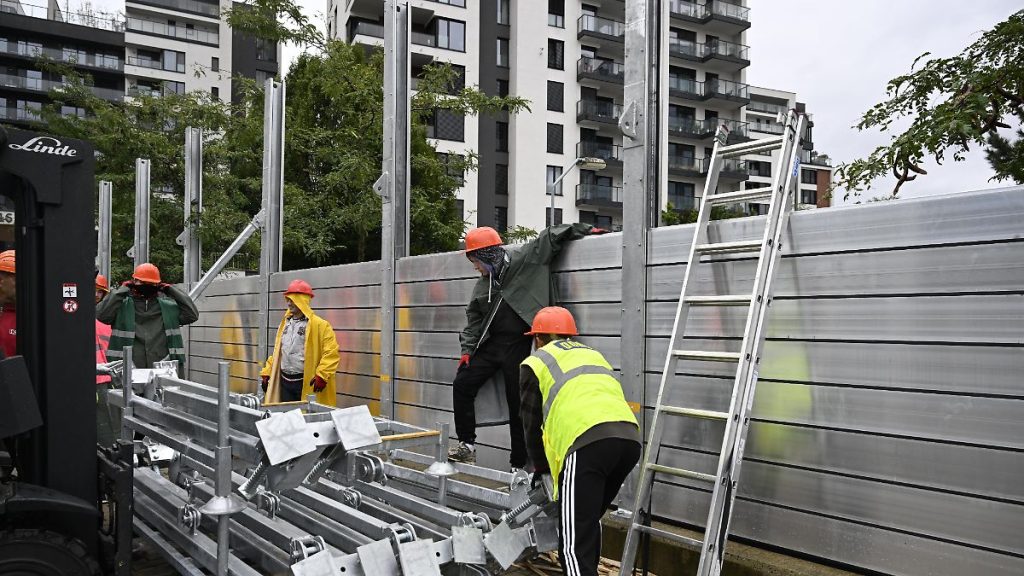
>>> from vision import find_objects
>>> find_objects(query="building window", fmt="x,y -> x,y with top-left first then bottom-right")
211,56 -> 219,72
546,208 -> 563,227
494,206 -> 508,232
438,152 -> 465,184
496,78 -> 509,98
447,64 -> 466,94
748,160 -> 771,178
496,121 -> 509,152
547,39 -> 564,70
438,0 -> 466,5
163,49 -> 185,73
437,18 -> 466,51
548,0 -> 565,27
211,86 -> 219,99
432,109 -> 465,142
667,181 -> 696,211
496,38 -> 509,67
547,81 -> 563,112
497,0 -> 510,24
801,169 -> 818,185
164,80 -> 186,95
546,123 -> 563,154
457,199 -> 465,222
546,165 -> 563,196
255,38 -> 277,62
800,189 -> 817,206
495,164 -> 509,195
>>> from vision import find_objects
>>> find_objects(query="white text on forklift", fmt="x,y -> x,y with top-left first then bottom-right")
8,137 -> 78,157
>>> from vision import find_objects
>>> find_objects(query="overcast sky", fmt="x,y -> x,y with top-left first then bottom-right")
85,0 -> 1020,202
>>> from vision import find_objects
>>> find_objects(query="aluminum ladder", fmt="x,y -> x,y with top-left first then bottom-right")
619,110 -> 807,576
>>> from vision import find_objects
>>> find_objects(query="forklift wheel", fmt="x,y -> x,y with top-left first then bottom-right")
0,529 -> 100,576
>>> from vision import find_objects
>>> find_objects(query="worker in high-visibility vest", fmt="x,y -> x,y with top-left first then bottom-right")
0,250 -> 16,358
520,307 -> 640,576
95,274 -> 112,385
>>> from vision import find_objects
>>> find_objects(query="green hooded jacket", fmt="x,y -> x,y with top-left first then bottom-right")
460,223 -> 594,355
97,284 -> 199,369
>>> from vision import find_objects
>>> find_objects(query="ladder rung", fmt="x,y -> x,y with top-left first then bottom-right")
719,136 -> 784,158
685,295 -> 750,306
632,524 -> 703,550
646,464 -> 716,483
694,240 -> 762,254
659,405 -> 729,421
673,350 -> 742,363
708,187 -> 773,205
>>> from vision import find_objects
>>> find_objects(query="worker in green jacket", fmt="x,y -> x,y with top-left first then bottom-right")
520,306 -> 640,576
449,223 -> 602,469
98,263 -> 199,374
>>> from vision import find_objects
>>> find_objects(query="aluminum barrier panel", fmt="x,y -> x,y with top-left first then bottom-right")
187,187 -> 1024,576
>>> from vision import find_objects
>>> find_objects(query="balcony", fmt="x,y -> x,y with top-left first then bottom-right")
668,76 -> 703,101
667,117 -> 714,140
746,100 -> 788,117
128,0 -> 219,18
667,0 -> 705,22
126,56 -> 185,73
576,99 -> 621,125
667,38 -> 701,63
667,1 -> 750,34
0,72 -> 122,101
667,194 -> 699,212
3,1 -> 125,32
708,157 -> 750,181
577,57 -> 624,85
749,119 -> 785,135
0,43 -> 123,72
577,14 -> 625,45
577,140 -> 622,168
126,17 -> 219,45
704,78 -> 749,108
349,21 -> 437,48
701,39 -> 749,72
576,183 -> 623,209
668,156 -> 703,177
708,117 -> 751,142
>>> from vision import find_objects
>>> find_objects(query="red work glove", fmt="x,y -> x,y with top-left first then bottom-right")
158,282 -> 172,291
590,227 -> 609,235
311,375 -> 327,392
261,375 -> 269,392
458,354 -> 471,369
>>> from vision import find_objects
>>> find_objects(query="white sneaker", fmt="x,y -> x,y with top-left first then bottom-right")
448,442 -> 476,464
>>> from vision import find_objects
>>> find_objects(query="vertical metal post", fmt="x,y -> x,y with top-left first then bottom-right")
618,0 -> 663,511
378,0 -> 410,420
98,180 -> 112,280
133,159 -> 150,267
120,346 -> 134,443
183,127 -> 203,286
214,362 -> 231,576
257,79 -> 286,365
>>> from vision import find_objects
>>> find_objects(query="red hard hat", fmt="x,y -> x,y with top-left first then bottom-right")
132,263 -> 161,284
525,306 -> 579,336
284,279 -> 314,297
465,227 -> 503,253
96,274 -> 110,293
0,250 -> 14,274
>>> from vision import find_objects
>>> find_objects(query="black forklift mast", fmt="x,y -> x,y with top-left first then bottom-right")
0,127 -> 99,553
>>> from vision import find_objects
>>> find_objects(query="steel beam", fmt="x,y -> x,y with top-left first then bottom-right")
97,180 -> 112,279
182,127 -> 203,286
258,78 -> 286,366
132,158 -> 150,266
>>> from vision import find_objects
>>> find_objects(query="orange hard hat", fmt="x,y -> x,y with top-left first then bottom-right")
284,279 -> 314,297
0,250 -> 14,274
132,262 -> 161,284
465,227 -> 503,253
525,306 -> 579,336
96,274 -> 110,293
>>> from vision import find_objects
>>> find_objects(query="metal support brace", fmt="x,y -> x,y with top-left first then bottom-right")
131,159 -> 150,265
188,209 -> 266,301
97,180 -> 112,279
182,127 -> 203,286
378,0 -> 411,420
258,79 -> 286,365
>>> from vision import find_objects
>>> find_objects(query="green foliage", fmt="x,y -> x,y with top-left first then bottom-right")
501,225 -> 539,244
660,202 -> 745,226
836,10 -> 1024,198
985,108 -> 1024,183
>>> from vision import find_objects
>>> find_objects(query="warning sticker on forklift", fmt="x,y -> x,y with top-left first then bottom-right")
62,283 -> 77,298
63,299 -> 78,313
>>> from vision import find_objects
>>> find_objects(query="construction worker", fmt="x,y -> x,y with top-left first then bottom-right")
98,262 -> 199,373
95,274 -> 112,385
261,279 -> 340,405
0,250 -> 15,358
450,223 -> 602,469
520,307 -> 641,576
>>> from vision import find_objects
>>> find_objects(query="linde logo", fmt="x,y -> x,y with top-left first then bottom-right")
8,136 -> 78,157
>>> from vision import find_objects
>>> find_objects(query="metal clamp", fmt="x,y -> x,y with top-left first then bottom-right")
458,512 -> 492,531
237,394 -> 260,410
352,452 -> 386,484
337,486 -> 362,509
255,490 -> 281,519
289,535 -> 327,564
183,475 -> 206,502
178,504 -> 202,535
386,522 -> 417,546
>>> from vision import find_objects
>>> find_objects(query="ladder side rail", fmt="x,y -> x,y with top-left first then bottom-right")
618,128 -> 730,574
696,112 -> 807,576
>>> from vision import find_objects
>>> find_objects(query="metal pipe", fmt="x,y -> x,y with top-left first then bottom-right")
98,180 -> 112,280
188,209 -> 265,300
215,361 -> 230,576
183,127 -> 203,286
121,345 -> 134,443
436,422 -> 449,507
133,158 -> 150,266
257,78 -> 285,367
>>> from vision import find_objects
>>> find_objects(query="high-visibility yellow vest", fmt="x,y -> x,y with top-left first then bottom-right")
522,339 -> 638,499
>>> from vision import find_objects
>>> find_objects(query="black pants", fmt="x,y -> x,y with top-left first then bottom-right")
452,336 -> 531,468
558,437 -> 641,576
279,372 -> 304,402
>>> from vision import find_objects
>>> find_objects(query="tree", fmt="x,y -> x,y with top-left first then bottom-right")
836,10 -> 1024,198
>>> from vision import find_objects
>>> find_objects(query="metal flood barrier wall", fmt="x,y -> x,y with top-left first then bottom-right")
186,187 -> 1024,576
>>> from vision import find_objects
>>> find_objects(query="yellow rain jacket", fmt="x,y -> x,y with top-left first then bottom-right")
261,293 -> 340,406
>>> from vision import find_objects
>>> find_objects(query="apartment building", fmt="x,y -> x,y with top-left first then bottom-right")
0,0 -> 125,125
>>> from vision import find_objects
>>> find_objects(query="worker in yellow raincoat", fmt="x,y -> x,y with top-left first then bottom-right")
261,279 -> 340,405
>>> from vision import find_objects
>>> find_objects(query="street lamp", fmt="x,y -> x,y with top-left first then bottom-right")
548,156 -> 607,227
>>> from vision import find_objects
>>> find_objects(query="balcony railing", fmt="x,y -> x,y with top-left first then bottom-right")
577,14 -> 625,39
668,38 -> 700,59
747,100 -> 788,115
0,43 -> 123,71
749,120 -> 785,135
126,56 -> 185,73
578,140 -> 622,164
708,117 -> 749,140
577,57 -> 625,83
667,117 -> 713,138
126,17 -> 219,44
0,72 -> 122,100
667,194 -> 699,211
709,0 -> 750,22
350,21 -> 436,47
703,39 -> 749,60
577,99 -> 621,123
0,106 -> 42,122
576,183 -> 623,206
2,1 -> 125,32
668,0 -> 704,19
667,1 -> 750,26
668,76 -> 703,98
130,0 -> 219,17
668,156 -> 702,173
706,157 -> 748,174
706,78 -> 749,100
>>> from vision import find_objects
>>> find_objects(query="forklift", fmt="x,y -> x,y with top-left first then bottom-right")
0,126 -> 133,575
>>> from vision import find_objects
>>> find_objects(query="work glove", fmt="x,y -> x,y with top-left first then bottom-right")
311,375 -> 327,393
590,227 -> 609,235
260,375 -> 269,392
158,282 -> 172,291
531,471 -> 552,491
458,354 -> 471,369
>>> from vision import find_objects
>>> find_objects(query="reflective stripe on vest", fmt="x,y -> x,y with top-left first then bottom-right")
533,348 -> 617,418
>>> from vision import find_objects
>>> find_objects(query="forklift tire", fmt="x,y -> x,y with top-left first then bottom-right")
0,529 -> 100,576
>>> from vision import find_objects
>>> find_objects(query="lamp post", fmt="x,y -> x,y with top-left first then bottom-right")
548,156 -> 607,226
